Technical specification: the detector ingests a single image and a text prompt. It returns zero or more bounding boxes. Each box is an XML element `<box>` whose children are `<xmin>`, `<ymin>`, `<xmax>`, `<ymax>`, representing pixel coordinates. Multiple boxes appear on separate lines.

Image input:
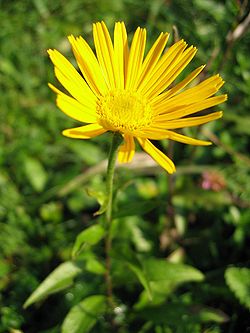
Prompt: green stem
<box><xmin>104</xmin><ymin>132</ymin><xmax>123</xmax><ymax>311</ymax></box>
<box><xmin>106</xmin><ymin>132</ymin><xmax>123</xmax><ymax>224</ymax></box>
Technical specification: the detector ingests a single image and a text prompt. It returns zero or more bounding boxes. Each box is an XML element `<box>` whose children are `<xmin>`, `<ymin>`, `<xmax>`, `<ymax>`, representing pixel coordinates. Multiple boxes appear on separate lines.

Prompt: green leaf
<box><xmin>61</xmin><ymin>295</ymin><xmax>106</xmax><ymax>333</ymax></box>
<box><xmin>0</xmin><ymin>260</ymin><xmax>11</xmax><ymax>290</ymax></box>
<box><xmin>127</xmin><ymin>262</ymin><xmax>152</xmax><ymax>300</ymax></box>
<box><xmin>143</xmin><ymin>258</ymin><xmax>204</xmax><ymax>298</ymax></box>
<box><xmin>23</xmin><ymin>157</ymin><xmax>48</xmax><ymax>192</ymax></box>
<box><xmin>120</xmin><ymin>216</ymin><xmax>151</xmax><ymax>253</ymax></box>
<box><xmin>86</xmin><ymin>188</ymin><xmax>108</xmax><ymax>216</ymax></box>
<box><xmin>225</xmin><ymin>267</ymin><xmax>250</xmax><ymax>309</ymax></box>
<box><xmin>138</xmin><ymin>302</ymin><xmax>228</xmax><ymax>327</ymax></box>
<box><xmin>0</xmin><ymin>261</ymin><xmax>10</xmax><ymax>278</ymax></box>
<box><xmin>86</xmin><ymin>257</ymin><xmax>106</xmax><ymax>275</ymax></box>
<box><xmin>23</xmin><ymin>261</ymin><xmax>81</xmax><ymax>308</ymax></box>
<box><xmin>66</xmin><ymin>141</ymin><xmax>104</xmax><ymax>165</ymax></box>
<box><xmin>72</xmin><ymin>225</ymin><xmax>105</xmax><ymax>258</ymax></box>
<box><xmin>40</xmin><ymin>201</ymin><xmax>63</xmax><ymax>223</ymax></box>
<box><xmin>114</xmin><ymin>200</ymin><xmax>159</xmax><ymax>219</ymax></box>
<box><xmin>196</xmin><ymin>306</ymin><xmax>229</xmax><ymax>323</ymax></box>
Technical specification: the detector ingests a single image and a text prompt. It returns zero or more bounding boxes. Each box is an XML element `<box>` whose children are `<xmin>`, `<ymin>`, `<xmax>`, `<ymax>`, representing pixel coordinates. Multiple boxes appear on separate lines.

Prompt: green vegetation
<box><xmin>1</xmin><ymin>0</ymin><xmax>250</xmax><ymax>332</ymax></box>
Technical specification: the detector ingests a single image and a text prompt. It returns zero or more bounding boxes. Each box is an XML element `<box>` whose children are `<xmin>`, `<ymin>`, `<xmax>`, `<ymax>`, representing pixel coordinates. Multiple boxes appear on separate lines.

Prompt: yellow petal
<box><xmin>114</xmin><ymin>22</ymin><xmax>128</xmax><ymax>89</ymax></box>
<box><xmin>62</xmin><ymin>123</ymin><xmax>106</xmax><ymax>139</ymax></box>
<box><xmin>154</xmin><ymin>111</ymin><xmax>223</xmax><ymax>129</ymax></box>
<box><xmin>136</xmin><ymin>129</ymin><xmax>212</xmax><ymax>145</ymax></box>
<box><xmin>47</xmin><ymin>49</ymin><xmax>96</xmax><ymax>106</ymax></box>
<box><xmin>93</xmin><ymin>22</ymin><xmax>116</xmax><ymax>89</ymax></box>
<box><xmin>136</xmin><ymin>32</ymin><xmax>169</xmax><ymax>89</ymax></box>
<box><xmin>138</xmin><ymin>40</ymin><xmax>187</xmax><ymax>95</ymax></box>
<box><xmin>68</xmin><ymin>35</ymin><xmax>108</xmax><ymax>96</ymax></box>
<box><xmin>146</xmin><ymin>46</ymin><xmax>198</xmax><ymax>99</ymax></box>
<box><xmin>137</xmin><ymin>137</ymin><xmax>176</xmax><ymax>173</ymax></box>
<box><xmin>156</xmin><ymin>95</ymin><xmax>227</xmax><ymax>121</ymax></box>
<box><xmin>151</xmin><ymin>65</ymin><xmax>205</xmax><ymax>105</ymax></box>
<box><xmin>154</xmin><ymin>74</ymin><xmax>225</xmax><ymax>110</ymax></box>
<box><xmin>118</xmin><ymin>134</ymin><xmax>135</xmax><ymax>163</ymax></box>
<box><xmin>125</xmin><ymin>27</ymin><xmax>146</xmax><ymax>90</ymax></box>
<box><xmin>166</xmin><ymin>131</ymin><xmax>212</xmax><ymax>145</ymax></box>
<box><xmin>121</xmin><ymin>22</ymin><xmax>129</xmax><ymax>84</ymax></box>
<box><xmin>49</xmin><ymin>83</ymin><xmax>97</xmax><ymax>123</ymax></box>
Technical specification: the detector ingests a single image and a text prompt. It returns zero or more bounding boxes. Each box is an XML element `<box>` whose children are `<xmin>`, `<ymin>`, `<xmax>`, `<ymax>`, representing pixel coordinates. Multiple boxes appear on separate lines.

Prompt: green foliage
<box><xmin>127</xmin><ymin>262</ymin><xmax>153</xmax><ymax>300</ymax></box>
<box><xmin>23</xmin><ymin>157</ymin><xmax>48</xmax><ymax>192</ymax></box>
<box><xmin>143</xmin><ymin>258</ymin><xmax>204</xmax><ymax>297</ymax></box>
<box><xmin>71</xmin><ymin>224</ymin><xmax>105</xmax><ymax>258</ymax></box>
<box><xmin>134</xmin><ymin>259</ymin><xmax>204</xmax><ymax>308</ymax></box>
<box><xmin>225</xmin><ymin>267</ymin><xmax>250</xmax><ymax>310</ymax></box>
<box><xmin>61</xmin><ymin>295</ymin><xmax>106</xmax><ymax>333</ymax></box>
<box><xmin>24</xmin><ymin>262</ymin><xmax>82</xmax><ymax>309</ymax></box>
<box><xmin>87</xmin><ymin>188</ymin><xmax>109</xmax><ymax>216</ymax></box>
<box><xmin>115</xmin><ymin>199</ymin><xmax>160</xmax><ymax>218</ymax></box>
<box><xmin>138</xmin><ymin>302</ymin><xmax>228</xmax><ymax>331</ymax></box>
<box><xmin>1</xmin><ymin>0</ymin><xmax>250</xmax><ymax>332</ymax></box>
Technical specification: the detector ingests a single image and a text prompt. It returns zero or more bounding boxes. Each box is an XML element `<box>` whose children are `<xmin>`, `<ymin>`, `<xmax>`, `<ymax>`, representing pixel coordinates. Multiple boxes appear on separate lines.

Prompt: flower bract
<box><xmin>48</xmin><ymin>21</ymin><xmax>227</xmax><ymax>173</ymax></box>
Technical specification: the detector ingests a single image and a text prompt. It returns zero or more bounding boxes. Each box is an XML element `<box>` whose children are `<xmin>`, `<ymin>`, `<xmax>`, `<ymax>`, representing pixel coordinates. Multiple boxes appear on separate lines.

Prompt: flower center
<box><xmin>96</xmin><ymin>90</ymin><xmax>153</xmax><ymax>134</ymax></box>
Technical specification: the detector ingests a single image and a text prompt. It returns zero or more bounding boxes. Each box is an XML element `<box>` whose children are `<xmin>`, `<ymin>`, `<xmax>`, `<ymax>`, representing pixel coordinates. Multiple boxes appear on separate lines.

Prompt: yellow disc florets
<box><xmin>96</xmin><ymin>90</ymin><xmax>153</xmax><ymax>134</ymax></box>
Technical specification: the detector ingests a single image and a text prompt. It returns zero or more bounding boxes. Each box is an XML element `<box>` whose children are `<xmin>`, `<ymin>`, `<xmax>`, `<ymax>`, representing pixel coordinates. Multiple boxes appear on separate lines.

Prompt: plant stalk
<box><xmin>104</xmin><ymin>132</ymin><xmax>123</xmax><ymax>311</ymax></box>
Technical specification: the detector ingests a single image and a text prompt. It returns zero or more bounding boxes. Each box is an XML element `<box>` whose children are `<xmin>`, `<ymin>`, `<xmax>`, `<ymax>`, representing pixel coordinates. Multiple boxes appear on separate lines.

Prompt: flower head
<box><xmin>48</xmin><ymin>21</ymin><xmax>227</xmax><ymax>173</ymax></box>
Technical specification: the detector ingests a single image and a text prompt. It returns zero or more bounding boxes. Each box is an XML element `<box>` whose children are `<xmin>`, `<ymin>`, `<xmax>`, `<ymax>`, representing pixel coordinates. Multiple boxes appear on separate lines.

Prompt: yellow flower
<box><xmin>48</xmin><ymin>21</ymin><xmax>227</xmax><ymax>173</ymax></box>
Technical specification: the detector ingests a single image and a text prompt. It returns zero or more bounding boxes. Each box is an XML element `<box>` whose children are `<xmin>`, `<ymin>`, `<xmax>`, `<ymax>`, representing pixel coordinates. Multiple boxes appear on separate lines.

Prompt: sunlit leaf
<box><xmin>197</xmin><ymin>306</ymin><xmax>229</xmax><ymax>323</ymax></box>
<box><xmin>23</xmin><ymin>157</ymin><xmax>48</xmax><ymax>192</ymax></box>
<box><xmin>62</xmin><ymin>295</ymin><xmax>106</xmax><ymax>333</ymax></box>
<box><xmin>86</xmin><ymin>257</ymin><xmax>106</xmax><ymax>275</ymax></box>
<box><xmin>72</xmin><ymin>224</ymin><xmax>105</xmax><ymax>258</ymax></box>
<box><xmin>127</xmin><ymin>262</ymin><xmax>152</xmax><ymax>300</ymax></box>
<box><xmin>143</xmin><ymin>258</ymin><xmax>204</xmax><ymax>298</ymax></box>
<box><xmin>23</xmin><ymin>261</ymin><xmax>81</xmax><ymax>308</ymax></box>
<box><xmin>225</xmin><ymin>267</ymin><xmax>250</xmax><ymax>309</ymax></box>
<box><xmin>86</xmin><ymin>188</ymin><xmax>108</xmax><ymax>216</ymax></box>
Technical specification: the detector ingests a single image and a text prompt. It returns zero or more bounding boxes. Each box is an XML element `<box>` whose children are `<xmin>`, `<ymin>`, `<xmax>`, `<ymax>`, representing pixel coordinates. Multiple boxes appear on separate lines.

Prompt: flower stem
<box><xmin>104</xmin><ymin>132</ymin><xmax>123</xmax><ymax>311</ymax></box>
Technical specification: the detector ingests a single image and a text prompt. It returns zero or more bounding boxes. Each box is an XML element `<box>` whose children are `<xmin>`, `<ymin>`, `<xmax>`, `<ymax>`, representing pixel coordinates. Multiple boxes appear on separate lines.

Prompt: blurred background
<box><xmin>1</xmin><ymin>0</ymin><xmax>250</xmax><ymax>332</ymax></box>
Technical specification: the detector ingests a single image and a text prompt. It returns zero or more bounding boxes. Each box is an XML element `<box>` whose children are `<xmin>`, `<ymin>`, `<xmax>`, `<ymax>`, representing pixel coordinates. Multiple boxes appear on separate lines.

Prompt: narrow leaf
<box><xmin>127</xmin><ymin>262</ymin><xmax>152</xmax><ymax>300</ymax></box>
<box><xmin>196</xmin><ymin>306</ymin><xmax>229</xmax><ymax>323</ymax></box>
<box><xmin>114</xmin><ymin>200</ymin><xmax>159</xmax><ymax>218</ymax></box>
<box><xmin>144</xmin><ymin>258</ymin><xmax>204</xmax><ymax>283</ymax></box>
<box><xmin>86</xmin><ymin>257</ymin><xmax>106</xmax><ymax>275</ymax></box>
<box><xmin>225</xmin><ymin>267</ymin><xmax>250</xmax><ymax>309</ymax></box>
<box><xmin>24</xmin><ymin>157</ymin><xmax>48</xmax><ymax>192</ymax></box>
<box><xmin>62</xmin><ymin>295</ymin><xmax>106</xmax><ymax>333</ymax></box>
<box><xmin>23</xmin><ymin>261</ymin><xmax>81</xmax><ymax>308</ymax></box>
<box><xmin>86</xmin><ymin>188</ymin><xmax>108</xmax><ymax>216</ymax></box>
<box><xmin>139</xmin><ymin>303</ymin><xmax>228</xmax><ymax>326</ymax></box>
<box><xmin>143</xmin><ymin>258</ymin><xmax>204</xmax><ymax>297</ymax></box>
<box><xmin>72</xmin><ymin>225</ymin><xmax>105</xmax><ymax>258</ymax></box>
